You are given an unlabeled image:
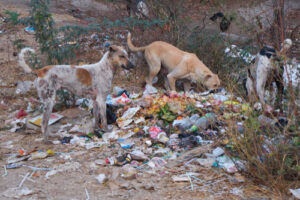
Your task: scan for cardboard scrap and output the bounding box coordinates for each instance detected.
[29,113,64,127]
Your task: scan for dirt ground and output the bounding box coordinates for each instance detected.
[0,0,298,199]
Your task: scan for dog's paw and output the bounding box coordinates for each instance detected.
[169,90,178,98]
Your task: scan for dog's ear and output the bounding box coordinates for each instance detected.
[205,74,212,80]
[109,45,118,52]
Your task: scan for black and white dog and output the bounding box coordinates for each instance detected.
[246,39,293,111]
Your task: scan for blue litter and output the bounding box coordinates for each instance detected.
[24,26,35,33]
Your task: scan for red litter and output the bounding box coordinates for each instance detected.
[16,109,27,119]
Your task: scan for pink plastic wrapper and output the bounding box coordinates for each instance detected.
[149,126,163,139]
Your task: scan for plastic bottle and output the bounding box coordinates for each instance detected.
[190,114,200,123]
[195,116,209,129]
[187,125,198,133]
[172,117,193,130]
[195,113,217,130]
[30,151,50,160]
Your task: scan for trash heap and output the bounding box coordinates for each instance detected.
[95,85,252,173]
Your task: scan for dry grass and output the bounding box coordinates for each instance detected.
[223,79,300,193]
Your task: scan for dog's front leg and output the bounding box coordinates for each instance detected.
[96,95,108,131]
[163,77,170,90]
[269,83,277,106]
[183,80,191,92]
[167,74,177,92]
[256,68,268,106]
[93,99,100,130]
[167,67,187,92]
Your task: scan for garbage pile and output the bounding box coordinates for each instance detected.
[94,85,252,172]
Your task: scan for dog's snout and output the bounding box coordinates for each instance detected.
[127,61,134,69]
[121,61,134,70]
[209,88,222,94]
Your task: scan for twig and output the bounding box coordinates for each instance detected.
[190,175,205,183]
[19,174,35,183]
[18,172,30,188]
[186,173,194,191]
[184,158,196,166]
[23,165,53,171]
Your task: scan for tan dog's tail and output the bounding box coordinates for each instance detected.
[18,47,35,73]
[127,33,147,52]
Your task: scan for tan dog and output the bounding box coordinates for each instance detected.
[127,33,220,92]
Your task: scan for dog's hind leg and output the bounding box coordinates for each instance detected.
[93,99,100,130]
[144,50,161,86]
[41,93,56,143]
[37,76,57,143]
[256,66,268,106]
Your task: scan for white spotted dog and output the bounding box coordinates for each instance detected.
[18,45,134,143]
[246,39,293,111]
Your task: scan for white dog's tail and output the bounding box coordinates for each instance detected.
[127,32,147,52]
[18,47,35,73]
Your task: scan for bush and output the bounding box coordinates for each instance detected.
[227,110,300,192]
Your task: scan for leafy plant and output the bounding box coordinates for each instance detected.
[158,103,177,123]
[4,10,20,25]
[185,103,198,114]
